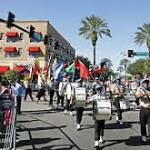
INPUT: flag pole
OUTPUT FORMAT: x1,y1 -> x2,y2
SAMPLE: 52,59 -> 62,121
48,53 -> 53,79
72,59 -> 76,82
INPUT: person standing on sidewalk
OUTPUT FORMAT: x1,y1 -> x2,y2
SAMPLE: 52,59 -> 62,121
15,80 -> 25,114
135,79 -> 150,143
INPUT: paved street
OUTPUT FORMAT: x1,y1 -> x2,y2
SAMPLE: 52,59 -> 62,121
15,95 -> 150,150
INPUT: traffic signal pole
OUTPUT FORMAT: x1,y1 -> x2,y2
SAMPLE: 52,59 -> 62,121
0,18 -> 29,34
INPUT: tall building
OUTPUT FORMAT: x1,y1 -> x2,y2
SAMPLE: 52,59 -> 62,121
0,20 -> 75,75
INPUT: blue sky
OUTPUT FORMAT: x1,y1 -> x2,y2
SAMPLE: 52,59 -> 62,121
0,0 -> 150,70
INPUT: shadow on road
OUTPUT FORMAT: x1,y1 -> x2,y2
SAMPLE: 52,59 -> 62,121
17,119 -> 39,123
125,136 -> 150,146
26,144 -> 74,150
98,136 -> 150,149
105,121 -> 132,129
16,137 -> 61,147
17,125 -> 67,132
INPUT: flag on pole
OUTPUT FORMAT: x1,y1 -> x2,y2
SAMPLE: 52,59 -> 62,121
52,60 -> 64,80
52,58 -> 57,68
47,54 -> 52,78
92,67 -> 105,74
65,63 -> 75,73
75,59 -> 89,78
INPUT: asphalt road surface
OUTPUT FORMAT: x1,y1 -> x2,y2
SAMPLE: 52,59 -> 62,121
15,97 -> 150,150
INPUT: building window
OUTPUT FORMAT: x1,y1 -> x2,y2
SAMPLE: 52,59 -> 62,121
19,33 -> 23,40
29,52 -> 40,58
7,37 -> 18,43
0,33 -> 4,40
5,52 -> 18,58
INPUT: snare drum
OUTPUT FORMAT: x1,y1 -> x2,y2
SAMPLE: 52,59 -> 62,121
75,87 -> 86,108
94,99 -> 112,120
120,100 -> 130,110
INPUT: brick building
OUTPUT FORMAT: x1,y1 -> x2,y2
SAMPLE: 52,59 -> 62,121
0,20 -> 75,75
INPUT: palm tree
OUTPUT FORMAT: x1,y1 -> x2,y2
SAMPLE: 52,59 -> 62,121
134,23 -> 150,58
79,15 -> 111,65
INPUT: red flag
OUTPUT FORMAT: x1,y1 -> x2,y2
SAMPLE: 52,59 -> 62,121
32,64 -> 39,75
75,59 -> 89,78
92,67 -> 105,74
43,66 -> 48,75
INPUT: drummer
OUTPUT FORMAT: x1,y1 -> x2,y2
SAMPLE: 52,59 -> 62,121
92,86 -> 107,148
110,79 -> 124,125
135,79 -> 150,142
75,79 -> 87,130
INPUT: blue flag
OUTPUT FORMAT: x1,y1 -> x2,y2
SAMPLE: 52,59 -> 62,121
52,60 -> 64,80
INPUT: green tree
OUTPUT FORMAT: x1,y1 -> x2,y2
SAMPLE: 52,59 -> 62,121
76,55 -> 91,68
127,59 -> 145,76
79,15 -> 111,65
5,70 -> 18,81
119,58 -> 130,72
100,68 -> 114,81
99,58 -> 113,80
101,58 -> 113,68
134,23 -> 150,58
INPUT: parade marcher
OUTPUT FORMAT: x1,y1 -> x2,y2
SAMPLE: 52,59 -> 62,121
36,76 -> 47,103
24,80 -> 34,101
75,79 -> 87,130
135,79 -> 150,142
15,80 -> 25,114
47,78 -> 55,108
92,77 -> 101,92
91,85 -> 111,148
110,79 -> 124,125
57,77 -> 67,108
64,77 -> 73,116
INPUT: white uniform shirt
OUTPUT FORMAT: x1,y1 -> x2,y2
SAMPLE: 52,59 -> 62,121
136,86 -> 150,108
66,83 -> 73,100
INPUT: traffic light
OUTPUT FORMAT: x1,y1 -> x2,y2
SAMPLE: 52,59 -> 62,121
54,41 -> 59,50
7,11 -> 15,28
128,50 -> 134,57
44,35 -> 49,45
29,25 -> 35,38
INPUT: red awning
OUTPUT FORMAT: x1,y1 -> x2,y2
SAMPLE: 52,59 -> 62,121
28,47 -> 40,52
14,66 -> 26,72
0,66 -> 10,73
4,47 -> 17,52
5,32 -> 18,37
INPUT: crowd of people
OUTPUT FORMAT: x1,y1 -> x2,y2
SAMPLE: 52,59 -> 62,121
0,75 -> 150,148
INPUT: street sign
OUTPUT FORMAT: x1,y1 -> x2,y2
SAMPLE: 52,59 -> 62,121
134,52 -> 149,56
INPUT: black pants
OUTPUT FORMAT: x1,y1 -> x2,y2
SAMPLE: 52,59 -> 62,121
65,99 -> 71,111
17,96 -> 22,114
95,120 -> 105,141
57,95 -> 64,107
140,107 -> 150,137
37,89 -> 46,101
114,97 -> 122,120
49,89 -> 54,105
76,107 -> 84,124
24,88 -> 33,100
